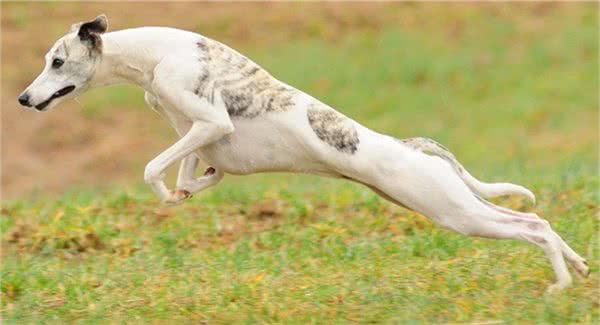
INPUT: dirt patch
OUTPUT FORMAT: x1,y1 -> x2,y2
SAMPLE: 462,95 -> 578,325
248,199 -> 284,220
5,221 -> 104,255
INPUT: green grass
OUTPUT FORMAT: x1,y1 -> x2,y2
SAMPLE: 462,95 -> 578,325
2,6 -> 598,324
2,174 -> 598,323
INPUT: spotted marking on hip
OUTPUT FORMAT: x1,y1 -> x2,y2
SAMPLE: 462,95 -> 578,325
397,137 -> 464,174
307,105 -> 359,154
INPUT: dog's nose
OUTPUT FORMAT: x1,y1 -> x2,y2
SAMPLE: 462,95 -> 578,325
18,93 -> 31,107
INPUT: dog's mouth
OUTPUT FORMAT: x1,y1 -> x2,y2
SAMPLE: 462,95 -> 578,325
35,85 -> 76,111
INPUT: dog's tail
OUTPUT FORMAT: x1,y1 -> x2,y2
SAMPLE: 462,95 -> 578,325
400,137 -> 536,204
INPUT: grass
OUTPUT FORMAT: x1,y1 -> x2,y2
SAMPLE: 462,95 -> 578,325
1,174 -> 598,323
1,4 -> 598,324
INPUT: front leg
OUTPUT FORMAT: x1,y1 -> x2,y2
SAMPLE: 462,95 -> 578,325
144,120 -> 231,203
176,154 -> 200,189
167,156 -> 224,205
145,92 -> 204,204
145,56 -> 233,203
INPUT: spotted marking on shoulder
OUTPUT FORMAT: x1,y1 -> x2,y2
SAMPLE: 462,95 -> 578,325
221,82 -> 296,118
307,105 -> 359,154
194,39 -> 297,118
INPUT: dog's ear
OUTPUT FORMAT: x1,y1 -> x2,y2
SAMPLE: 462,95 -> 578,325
77,15 -> 108,50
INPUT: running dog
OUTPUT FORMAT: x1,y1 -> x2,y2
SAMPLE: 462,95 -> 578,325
18,15 -> 589,292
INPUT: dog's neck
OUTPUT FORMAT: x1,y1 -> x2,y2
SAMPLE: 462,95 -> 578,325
89,30 -> 160,91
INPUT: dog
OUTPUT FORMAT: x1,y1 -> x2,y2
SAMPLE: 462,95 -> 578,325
18,15 -> 589,292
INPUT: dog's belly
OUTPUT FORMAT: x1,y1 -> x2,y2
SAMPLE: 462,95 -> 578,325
195,118 -> 326,175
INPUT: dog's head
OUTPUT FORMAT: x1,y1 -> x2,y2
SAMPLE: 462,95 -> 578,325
18,15 -> 108,111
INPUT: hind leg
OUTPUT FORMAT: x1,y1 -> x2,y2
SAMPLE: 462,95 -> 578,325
559,241 -> 589,278
420,198 -> 573,292
467,213 -> 573,293
367,159 -> 576,292
479,197 -> 589,278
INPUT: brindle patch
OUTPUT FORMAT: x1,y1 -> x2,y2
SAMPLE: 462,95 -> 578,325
243,66 -> 260,77
194,68 -> 210,96
397,137 -> 464,174
196,40 -> 209,52
307,105 -> 359,154
220,82 -> 296,118
194,38 -> 297,118
222,87 -> 254,116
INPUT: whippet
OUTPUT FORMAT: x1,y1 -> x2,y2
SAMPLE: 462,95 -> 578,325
18,15 -> 589,292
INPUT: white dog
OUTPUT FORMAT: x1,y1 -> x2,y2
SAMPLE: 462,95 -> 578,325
19,15 -> 588,292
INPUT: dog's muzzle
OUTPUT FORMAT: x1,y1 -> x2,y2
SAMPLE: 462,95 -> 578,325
34,85 -> 76,111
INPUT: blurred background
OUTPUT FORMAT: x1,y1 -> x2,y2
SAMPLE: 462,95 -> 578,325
2,2 -> 596,199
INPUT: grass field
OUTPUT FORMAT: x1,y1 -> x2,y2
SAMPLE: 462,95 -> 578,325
1,3 -> 599,324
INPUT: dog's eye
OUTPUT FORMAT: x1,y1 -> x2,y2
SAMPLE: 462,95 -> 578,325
52,58 -> 64,69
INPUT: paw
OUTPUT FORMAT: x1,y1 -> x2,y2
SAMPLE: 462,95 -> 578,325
163,189 -> 192,205
574,259 -> 590,279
